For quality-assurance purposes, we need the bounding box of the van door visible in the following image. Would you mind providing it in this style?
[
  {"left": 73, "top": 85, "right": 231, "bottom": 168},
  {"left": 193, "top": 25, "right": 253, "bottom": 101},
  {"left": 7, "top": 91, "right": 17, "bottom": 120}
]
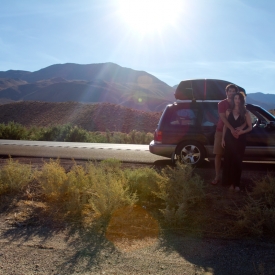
[{"left": 245, "top": 106, "right": 275, "bottom": 159}]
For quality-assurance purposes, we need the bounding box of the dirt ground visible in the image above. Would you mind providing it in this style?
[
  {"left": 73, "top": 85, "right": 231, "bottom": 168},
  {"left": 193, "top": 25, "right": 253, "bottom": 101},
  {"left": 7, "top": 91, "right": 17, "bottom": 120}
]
[{"left": 0, "top": 157, "right": 275, "bottom": 275}]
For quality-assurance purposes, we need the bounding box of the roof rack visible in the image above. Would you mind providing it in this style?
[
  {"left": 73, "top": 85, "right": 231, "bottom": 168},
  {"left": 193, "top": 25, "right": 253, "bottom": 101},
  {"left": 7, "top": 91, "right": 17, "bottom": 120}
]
[{"left": 174, "top": 99, "right": 220, "bottom": 103}]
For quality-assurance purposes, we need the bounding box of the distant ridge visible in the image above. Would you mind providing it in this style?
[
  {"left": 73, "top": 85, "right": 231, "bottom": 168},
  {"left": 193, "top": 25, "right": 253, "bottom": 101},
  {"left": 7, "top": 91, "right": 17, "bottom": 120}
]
[
  {"left": 1, "top": 63, "right": 274, "bottom": 111},
  {"left": 0, "top": 63, "right": 175, "bottom": 112},
  {"left": 0, "top": 70, "right": 30, "bottom": 79},
  {"left": 246, "top": 92, "right": 275, "bottom": 111}
]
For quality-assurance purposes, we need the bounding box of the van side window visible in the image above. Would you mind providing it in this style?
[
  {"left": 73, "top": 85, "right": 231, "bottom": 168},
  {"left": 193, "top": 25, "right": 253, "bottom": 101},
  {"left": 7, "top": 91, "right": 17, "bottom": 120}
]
[{"left": 170, "top": 108, "right": 197, "bottom": 126}]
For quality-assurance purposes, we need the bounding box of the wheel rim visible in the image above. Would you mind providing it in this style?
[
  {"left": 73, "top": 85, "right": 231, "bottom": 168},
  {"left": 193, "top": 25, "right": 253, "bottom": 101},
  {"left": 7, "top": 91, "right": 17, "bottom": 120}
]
[{"left": 180, "top": 144, "right": 201, "bottom": 164}]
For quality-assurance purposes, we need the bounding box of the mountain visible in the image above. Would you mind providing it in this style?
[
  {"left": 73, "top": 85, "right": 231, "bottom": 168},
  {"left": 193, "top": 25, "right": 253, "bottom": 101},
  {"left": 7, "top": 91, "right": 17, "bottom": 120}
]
[
  {"left": 0, "top": 63, "right": 175, "bottom": 112},
  {"left": 0, "top": 98, "right": 15, "bottom": 105},
  {"left": 0, "top": 70, "right": 30, "bottom": 80},
  {"left": 0, "top": 101, "right": 161, "bottom": 133},
  {"left": 246, "top": 92, "right": 275, "bottom": 111},
  {"left": 0, "top": 78, "right": 27, "bottom": 90},
  {"left": 1, "top": 63, "right": 275, "bottom": 112}
]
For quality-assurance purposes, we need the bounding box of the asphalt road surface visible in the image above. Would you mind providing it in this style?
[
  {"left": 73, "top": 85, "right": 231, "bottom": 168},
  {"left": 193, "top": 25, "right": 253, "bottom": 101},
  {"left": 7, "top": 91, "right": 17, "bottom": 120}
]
[{"left": 0, "top": 140, "right": 167, "bottom": 163}]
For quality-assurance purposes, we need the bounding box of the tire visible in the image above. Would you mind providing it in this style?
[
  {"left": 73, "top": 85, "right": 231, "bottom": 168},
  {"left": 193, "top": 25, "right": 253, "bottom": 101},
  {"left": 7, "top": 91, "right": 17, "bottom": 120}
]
[{"left": 177, "top": 141, "right": 205, "bottom": 166}]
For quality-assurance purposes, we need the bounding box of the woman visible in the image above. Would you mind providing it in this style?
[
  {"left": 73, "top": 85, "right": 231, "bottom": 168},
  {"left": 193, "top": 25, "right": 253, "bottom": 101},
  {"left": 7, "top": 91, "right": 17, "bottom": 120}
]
[{"left": 221, "top": 92, "right": 252, "bottom": 191}]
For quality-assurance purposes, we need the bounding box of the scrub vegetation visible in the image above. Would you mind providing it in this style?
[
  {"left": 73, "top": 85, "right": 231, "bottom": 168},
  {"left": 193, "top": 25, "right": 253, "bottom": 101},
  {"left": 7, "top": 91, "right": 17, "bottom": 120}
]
[
  {"left": 0, "top": 122, "right": 153, "bottom": 144},
  {"left": 0, "top": 157, "right": 274, "bottom": 241},
  {"left": 230, "top": 174, "right": 275, "bottom": 238}
]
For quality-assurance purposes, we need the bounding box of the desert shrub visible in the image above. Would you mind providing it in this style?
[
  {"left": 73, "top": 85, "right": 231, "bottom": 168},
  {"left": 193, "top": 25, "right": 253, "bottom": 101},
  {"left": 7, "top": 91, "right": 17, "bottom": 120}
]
[
  {"left": 36, "top": 124, "right": 72, "bottom": 141},
  {"left": 86, "top": 160, "right": 137, "bottom": 218},
  {"left": 89, "top": 131, "right": 108, "bottom": 143},
  {"left": 100, "top": 158, "right": 122, "bottom": 171},
  {"left": 156, "top": 163, "right": 205, "bottom": 226},
  {"left": 0, "top": 121, "right": 153, "bottom": 144},
  {"left": 122, "top": 132, "right": 132, "bottom": 144},
  {"left": 128, "top": 131, "right": 153, "bottom": 144},
  {"left": 105, "top": 130, "right": 153, "bottom": 144},
  {"left": 132, "top": 131, "right": 146, "bottom": 144},
  {"left": 125, "top": 167, "right": 164, "bottom": 202},
  {"left": 145, "top": 132, "right": 154, "bottom": 144},
  {"left": 27, "top": 125, "right": 44, "bottom": 140},
  {"left": 65, "top": 164, "right": 93, "bottom": 215},
  {"left": 64, "top": 125, "right": 91, "bottom": 142},
  {"left": 0, "top": 121, "right": 28, "bottom": 140},
  {"left": 35, "top": 124, "right": 94, "bottom": 142},
  {"left": 111, "top": 132, "right": 124, "bottom": 143},
  {"left": 36, "top": 159, "right": 137, "bottom": 220},
  {"left": 35, "top": 159, "right": 94, "bottom": 218},
  {"left": 0, "top": 158, "right": 33, "bottom": 195},
  {"left": 129, "top": 130, "right": 136, "bottom": 143},
  {"left": 232, "top": 174, "right": 275, "bottom": 237},
  {"left": 35, "top": 159, "right": 68, "bottom": 202}
]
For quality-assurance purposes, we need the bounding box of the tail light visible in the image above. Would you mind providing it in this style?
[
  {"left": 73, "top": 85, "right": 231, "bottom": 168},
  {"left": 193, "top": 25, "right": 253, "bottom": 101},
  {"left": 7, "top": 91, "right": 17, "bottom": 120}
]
[{"left": 154, "top": 130, "right": 162, "bottom": 143}]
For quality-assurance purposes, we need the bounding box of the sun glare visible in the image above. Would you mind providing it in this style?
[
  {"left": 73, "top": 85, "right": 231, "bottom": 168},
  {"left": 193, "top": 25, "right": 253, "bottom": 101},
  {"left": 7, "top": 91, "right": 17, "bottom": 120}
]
[{"left": 118, "top": 0, "right": 183, "bottom": 34}]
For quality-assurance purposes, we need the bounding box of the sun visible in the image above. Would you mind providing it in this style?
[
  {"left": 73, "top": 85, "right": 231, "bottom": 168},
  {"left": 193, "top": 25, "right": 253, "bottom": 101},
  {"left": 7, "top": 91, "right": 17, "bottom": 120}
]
[{"left": 118, "top": 0, "right": 183, "bottom": 34}]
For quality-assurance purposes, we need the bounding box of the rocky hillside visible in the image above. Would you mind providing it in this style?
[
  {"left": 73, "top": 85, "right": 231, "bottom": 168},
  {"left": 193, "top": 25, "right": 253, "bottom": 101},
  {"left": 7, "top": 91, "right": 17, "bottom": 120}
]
[{"left": 0, "top": 101, "right": 161, "bottom": 133}]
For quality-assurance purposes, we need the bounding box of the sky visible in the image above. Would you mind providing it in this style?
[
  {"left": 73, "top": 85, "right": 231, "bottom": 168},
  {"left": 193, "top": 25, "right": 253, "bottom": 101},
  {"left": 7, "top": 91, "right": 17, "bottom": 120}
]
[{"left": 1, "top": 0, "right": 275, "bottom": 94}]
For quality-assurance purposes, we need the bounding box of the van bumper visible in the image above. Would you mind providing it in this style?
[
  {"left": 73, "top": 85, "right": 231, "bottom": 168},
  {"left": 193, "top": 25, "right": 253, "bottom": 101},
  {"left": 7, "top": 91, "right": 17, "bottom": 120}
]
[{"left": 149, "top": 140, "right": 176, "bottom": 158}]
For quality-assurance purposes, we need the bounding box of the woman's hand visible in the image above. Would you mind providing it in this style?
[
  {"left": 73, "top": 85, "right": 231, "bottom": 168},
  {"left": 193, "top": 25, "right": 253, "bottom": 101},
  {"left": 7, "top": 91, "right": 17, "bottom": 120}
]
[
  {"left": 237, "top": 129, "right": 244, "bottom": 136},
  {"left": 221, "top": 139, "right": 225, "bottom": 148}
]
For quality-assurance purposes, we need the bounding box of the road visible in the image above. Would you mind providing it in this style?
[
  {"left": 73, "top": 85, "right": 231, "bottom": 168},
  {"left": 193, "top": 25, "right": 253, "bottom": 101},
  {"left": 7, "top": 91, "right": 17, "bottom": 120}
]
[
  {"left": 0, "top": 139, "right": 168, "bottom": 163},
  {"left": 0, "top": 140, "right": 274, "bottom": 175}
]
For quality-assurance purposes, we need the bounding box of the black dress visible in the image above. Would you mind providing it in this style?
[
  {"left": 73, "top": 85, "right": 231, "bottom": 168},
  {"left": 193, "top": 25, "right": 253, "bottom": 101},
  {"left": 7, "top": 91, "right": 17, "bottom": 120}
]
[{"left": 222, "top": 112, "right": 246, "bottom": 187}]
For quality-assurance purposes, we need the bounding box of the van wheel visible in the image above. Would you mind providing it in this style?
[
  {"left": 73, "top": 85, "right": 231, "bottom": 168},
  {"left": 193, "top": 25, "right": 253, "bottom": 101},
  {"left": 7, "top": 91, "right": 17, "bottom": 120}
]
[{"left": 177, "top": 141, "right": 205, "bottom": 166}]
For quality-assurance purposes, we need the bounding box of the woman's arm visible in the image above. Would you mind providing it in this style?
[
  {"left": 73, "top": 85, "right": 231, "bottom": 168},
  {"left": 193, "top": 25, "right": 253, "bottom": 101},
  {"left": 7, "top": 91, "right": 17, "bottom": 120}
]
[{"left": 238, "top": 111, "right": 252, "bottom": 135}]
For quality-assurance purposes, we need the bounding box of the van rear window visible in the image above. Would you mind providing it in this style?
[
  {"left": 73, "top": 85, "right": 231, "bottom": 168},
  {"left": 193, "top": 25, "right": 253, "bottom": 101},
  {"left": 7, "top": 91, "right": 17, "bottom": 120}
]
[{"left": 164, "top": 107, "right": 198, "bottom": 126}]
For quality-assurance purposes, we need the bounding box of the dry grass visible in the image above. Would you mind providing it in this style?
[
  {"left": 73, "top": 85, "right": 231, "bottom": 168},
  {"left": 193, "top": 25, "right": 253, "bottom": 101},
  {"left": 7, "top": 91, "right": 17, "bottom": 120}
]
[
  {"left": 229, "top": 173, "right": 275, "bottom": 238},
  {"left": 125, "top": 167, "right": 163, "bottom": 202},
  {"left": 0, "top": 157, "right": 33, "bottom": 195},
  {"left": 1, "top": 157, "right": 275, "bottom": 241},
  {"left": 34, "top": 159, "right": 137, "bottom": 222},
  {"left": 156, "top": 163, "right": 205, "bottom": 227}
]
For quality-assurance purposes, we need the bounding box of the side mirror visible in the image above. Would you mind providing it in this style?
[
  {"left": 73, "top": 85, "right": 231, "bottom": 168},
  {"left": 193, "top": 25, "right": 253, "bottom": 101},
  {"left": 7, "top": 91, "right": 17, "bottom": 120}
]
[{"left": 258, "top": 120, "right": 267, "bottom": 128}]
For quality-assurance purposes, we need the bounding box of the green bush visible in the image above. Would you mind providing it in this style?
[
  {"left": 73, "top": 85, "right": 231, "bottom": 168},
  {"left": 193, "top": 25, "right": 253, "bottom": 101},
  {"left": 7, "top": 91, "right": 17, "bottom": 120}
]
[
  {"left": 0, "top": 158, "right": 33, "bottom": 195},
  {"left": 86, "top": 159, "right": 137, "bottom": 218},
  {"left": 65, "top": 164, "right": 93, "bottom": 214},
  {"left": 35, "top": 159, "right": 137, "bottom": 220},
  {"left": 232, "top": 174, "right": 275, "bottom": 237},
  {"left": 35, "top": 159, "right": 68, "bottom": 201},
  {"left": 125, "top": 167, "right": 163, "bottom": 202},
  {"left": 38, "top": 124, "right": 91, "bottom": 142},
  {"left": 156, "top": 163, "right": 205, "bottom": 226},
  {"left": 0, "top": 122, "right": 28, "bottom": 140},
  {"left": 0, "top": 122, "right": 153, "bottom": 144},
  {"left": 64, "top": 125, "right": 92, "bottom": 142}
]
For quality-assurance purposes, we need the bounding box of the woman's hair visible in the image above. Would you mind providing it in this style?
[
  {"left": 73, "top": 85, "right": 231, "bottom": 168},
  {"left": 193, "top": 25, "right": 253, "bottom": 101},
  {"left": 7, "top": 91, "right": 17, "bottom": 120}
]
[{"left": 232, "top": 92, "right": 246, "bottom": 120}]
